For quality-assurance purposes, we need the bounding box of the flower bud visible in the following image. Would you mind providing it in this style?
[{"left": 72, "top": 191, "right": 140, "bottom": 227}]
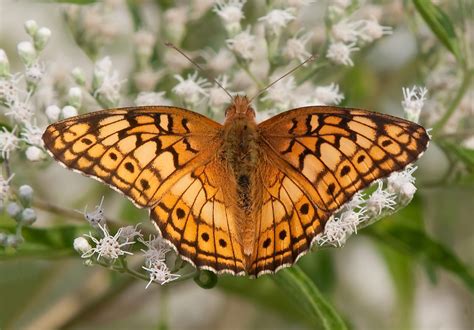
[
  {"left": 0, "top": 49, "right": 10, "bottom": 77},
  {"left": 6, "top": 202, "right": 22, "bottom": 219},
  {"left": 17, "top": 41, "right": 37, "bottom": 66},
  {"left": 26, "top": 146, "right": 45, "bottom": 162},
  {"left": 67, "top": 87, "right": 82, "bottom": 108},
  {"left": 34, "top": 27, "right": 51, "bottom": 51},
  {"left": 24, "top": 20, "right": 39, "bottom": 37},
  {"left": 21, "top": 208, "right": 37, "bottom": 225},
  {"left": 74, "top": 237, "right": 92, "bottom": 254},
  {"left": 62, "top": 105, "right": 78, "bottom": 119},
  {"left": 6, "top": 234, "right": 23, "bottom": 247},
  {"left": 71, "top": 67, "right": 86, "bottom": 86},
  {"left": 19, "top": 184, "right": 34, "bottom": 203},
  {"left": 45, "top": 105, "right": 61, "bottom": 122}
]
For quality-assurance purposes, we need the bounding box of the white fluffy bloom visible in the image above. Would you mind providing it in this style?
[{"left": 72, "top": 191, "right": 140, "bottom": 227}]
[
  {"left": 0, "top": 173, "right": 14, "bottom": 201},
  {"left": 21, "top": 122, "right": 44, "bottom": 146},
  {"left": 331, "top": 19, "right": 364, "bottom": 43},
  {"left": 133, "top": 30, "right": 156, "bottom": 59},
  {"left": 258, "top": 9, "right": 295, "bottom": 35},
  {"left": 313, "top": 83, "right": 344, "bottom": 105},
  {"left": 402, "top": 86, "right": 428, "bottom": 123},
  {"left": 359, "top": 18, "right": 393, "bottom": 43},
  {"left": 135, "top": 91, "right": 171, "bottom": 106},
  {"left": 61, "top": 105, "right": 78, "bottom": 119},
  {"left": 172, "top": 71, "right": 210, "bottom": 105},
  {"left": 326, "top": 41, "right": 359, "bottom": 66},
  {"left": 366, "top": 181, "right": 397, "bottom": 216},
  {"left": 164, "top": 6, "right": 188, "bottom": 43},
  {"left": 45, "top": 105, "right": 61, "bottom": 122},
  {"left": 141, "top": 236, "right": 172, "bottom": 266},
  {"left": 5, "top": 98, "right": 34, "bottom": 124},
  {"left": 17, "top": 41, "right": 36, "bottom": 66},
  {"left": 318, "top": 217, "right": 347, "bottom": 247},
  {"left": 93, "top": 56, "right": 123, "bottom": 107},
  {"left": 83, "top": 197, "right": 105, "bottom": 227},
  {"left": 213, "top": 0, "right": 246, "bottom": 34},
  {"left": 143, "top": 261, "right": 180, "bottom": 288},
  {"left": 118, "top": 224, "right": 143, "bottom": 242},
  {"left": 82, "top": 224, "right": 134, "bottom": 260},
  {"left": 226, "top": 27, "right": 256, "bottom": 60},
  {"left": 25, "top": 146, "right": 44, "bottom": 161},
  {"left": 284, "top": 32, "right": 312, "bottom": 62},
  {"left": 203, "top": 48, "right": 236, "bottom": 73},
  {"left": 0, "top": 127, "right": 19, "bottom": 159},
  {"left": 25, "top": 61, "right": 45, "bottom": 86},
  {"left": 387, "top": 165, "right": 418, "bottom": 202},
  {"left": 261, "top": 75, "right": 297, "bottom": 111},
  {"left": 74, "top": 237, "right": 92, "bottom": 254}
]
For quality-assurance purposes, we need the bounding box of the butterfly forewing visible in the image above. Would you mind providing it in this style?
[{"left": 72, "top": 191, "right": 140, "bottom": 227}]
[{"left": 42, "top": 106, "right": 222, "bottom": 208}]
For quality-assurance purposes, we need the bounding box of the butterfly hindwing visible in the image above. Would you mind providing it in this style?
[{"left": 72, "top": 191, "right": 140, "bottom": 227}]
[
  {"left": 150, "top": 159, "right": 246, "bottom": 275},
  {"left": 42, "top": 106, "right": 222, "bottom": 208}
]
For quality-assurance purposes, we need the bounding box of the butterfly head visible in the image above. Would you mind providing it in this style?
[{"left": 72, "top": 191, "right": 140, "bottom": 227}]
[{"left": 225, "top": 95, "right": 256, "bottom": 120}]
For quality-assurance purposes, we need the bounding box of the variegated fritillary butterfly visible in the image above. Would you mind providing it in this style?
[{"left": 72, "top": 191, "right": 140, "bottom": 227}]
[{"left": 42, "top": 95, "right": 429, "bottom": 277}]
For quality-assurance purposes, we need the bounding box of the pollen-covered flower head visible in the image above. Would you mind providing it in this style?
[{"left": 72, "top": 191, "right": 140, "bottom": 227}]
[
  {"left": 258, "top": 8, "right": 296, "bottom": 36},
  {"left": 82, "top": 224, "right": 134, "bottom": 261},
  {"left": 326, "top": 41, "right": 359, "bottom": 66},
  {"left": 172, "top": 71, "right": 210, "bottom": 105}
]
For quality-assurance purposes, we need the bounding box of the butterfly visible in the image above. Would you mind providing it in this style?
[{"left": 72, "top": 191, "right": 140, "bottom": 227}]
[{"left": 42, "top": 95, "right": 429, "bottom": 277}]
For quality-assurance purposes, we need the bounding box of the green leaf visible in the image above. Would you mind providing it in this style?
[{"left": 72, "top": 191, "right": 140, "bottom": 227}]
[
  {"left": 367, "top": 225, "right": 474, "bottom": 291},
  {"left": 0, "top": 225, "right": 88, "bottom": 259},
  {"left": 413, "top": 0, "right": 463, "bottom": 62},
  {"left": 273, "top": 267, "right": 347, "bottom": 330}
]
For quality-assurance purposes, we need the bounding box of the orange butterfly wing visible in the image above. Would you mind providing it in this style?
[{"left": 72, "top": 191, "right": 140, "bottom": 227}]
[
  {"left": 42, "top": 106, "right": 221, "bottom": 208},
  {"left": 248, "top": 106, "right": 430, "bottom": 276}
]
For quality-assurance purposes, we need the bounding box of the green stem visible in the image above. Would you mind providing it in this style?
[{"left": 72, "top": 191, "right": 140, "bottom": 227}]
[
  {"left": 432, "top": 68, "right": 473, "bottom": 136},
  {"left": 158, "top": 286, "right": 169, "bottom": 330}
]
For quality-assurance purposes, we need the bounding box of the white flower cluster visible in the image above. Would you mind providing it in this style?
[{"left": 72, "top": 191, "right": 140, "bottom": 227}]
[
  {"left": 141, "top": 236, "right": 180, "bottom": 288},
  {"left": 316, "top": 164, "right": 418, "bottom": 247},
  {"left": 0, "top": 20, "right": 50, "bottom": 162}
]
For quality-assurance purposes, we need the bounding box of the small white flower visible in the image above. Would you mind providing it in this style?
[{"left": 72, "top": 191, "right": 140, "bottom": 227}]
[
  {"left": 0, "top": 78, "right": 20, "bottom": 104},
  {"left": 203, "top": 48, "right": 236, "bottom": 73},
  {"left": 45, "top": 105, "right": 61, "bottom": 122},
  {"left": 172, "top": 71, "right": 210, "bottom": 105},
  {"left": 133, "top": 30, "right": 156, "bottom": 59},
  {"left": 261, "top": 75, "right": 297, "bottom": 111},
  {"left": 74, "top": 237, "right": 92, "bottom": 254},
  {"left": 61, "top": 105, "right": 78, "bottom": 119},
  {"left": 402, "top": 86, "right": 428, "bottom": 123},
  {"left": 25, "top": 146, "right": 44, "bottom": 161},
  {"left": 359, "top": 18, "right": 393, "bottom": 43},
  {"left": 164, "top": 6, "right": 188, "bottom": 43},
  {"left": 213, "top": 0, "right": 246, "bottom": 34},
  {"left": 319, "top": 217, "right": 347, "bottom": 247},
  {"left": 82, "top": 224, "right": 134, "bottom": 260},
  {"left": 284, "top": 32, "right": 313, "bottom": 62},
  {"left": 135, "top": 91, "right": 171, "bottom": 106},
  {"left": 387, "top": 165, "right": 417, "bottom": 202},
  {"left": 258, "top": 9, "right": 296, "bottom": 35},
  {"left": 25, "top": 61, "right": 45, "bottom": 86},
  {"left": 314, "top": 83, "right": 344, "bottom": 105},
  {"left": 326, "top": 41, "right": 359, "bottom": 66},
  {"left": 331, "top": 19, "right": 364, "bottom": 43},
  {"left": 21, "top": 122, "right": 44, "bottom": 146},
  {"left": 0, "top": 49, "right": 10, "bottom": 77},
  {"left": 83, "top": 197, "right": 105, "bottom": 227},
  {"left": 5, "top": 98, "right": 34, "bottom": 124},
  {"left": 118, "top": 224, "right": 143, "bottom": 242},
  {"left": 143, "top": 260, "right": 180, "bottom": 288},
  {"left": 366, "top": 181, "right": 397, "bottom": 216},
  {"left": 140, "top": 236, "right": 172, "bottom": 266},
  {"left": 344, "top": 191, "right": 366, "bottom": 211},
  {"left": 0, "top": 173, "right": 14, "bottom": 201},
  {"left": 93, "top": 56, "right": 124, "bottom": 107},
  {"left": 0, "top": 127, "right": 19, "bottom": 159},
  {"left": 208, "top": 75, "right": 232, "bottom": 112},
  {"left": 17, "top": 41, "right": 37, "bottom": 66},
  {"left": 226, "top": 27, "right": 256, "bottom": 60}
]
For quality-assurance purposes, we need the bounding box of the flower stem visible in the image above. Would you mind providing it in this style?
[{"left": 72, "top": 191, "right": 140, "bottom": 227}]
[{"left": 432, "top": 67, "right": 473, "bottom": 136}]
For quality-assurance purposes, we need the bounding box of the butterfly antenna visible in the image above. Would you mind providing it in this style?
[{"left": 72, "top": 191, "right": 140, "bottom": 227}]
[
  {"left": 164, "top": 42, "right": 233, "bottom": 101},
  {"left": 249, "top": 54, "right": 317, "bottom": 103}
]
